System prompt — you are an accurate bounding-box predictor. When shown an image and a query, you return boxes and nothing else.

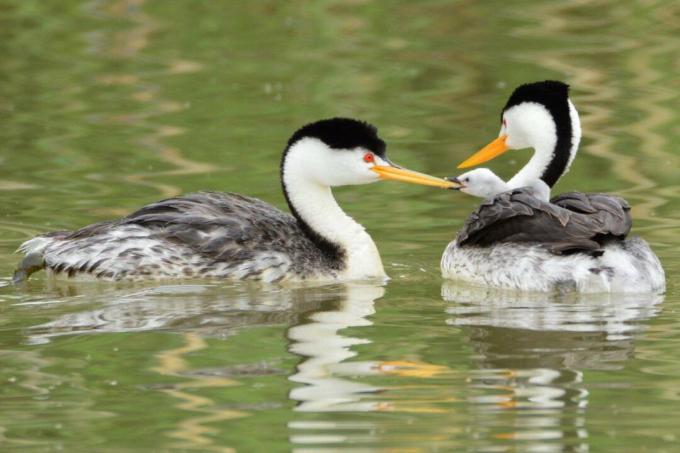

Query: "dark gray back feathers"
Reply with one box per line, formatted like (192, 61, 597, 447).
(120, 192, 344, 273)
(457, 188, 632, 256)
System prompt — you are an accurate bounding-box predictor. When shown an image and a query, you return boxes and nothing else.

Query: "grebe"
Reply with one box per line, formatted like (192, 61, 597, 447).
(441, 81, 665, 293)
(15, 118, 454, 283)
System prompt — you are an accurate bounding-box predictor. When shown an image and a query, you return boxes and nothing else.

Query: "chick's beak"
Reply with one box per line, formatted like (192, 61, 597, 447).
(457, 135, 509, 169)
(445, 176, 462, 190)
(371, 161, 457, 189)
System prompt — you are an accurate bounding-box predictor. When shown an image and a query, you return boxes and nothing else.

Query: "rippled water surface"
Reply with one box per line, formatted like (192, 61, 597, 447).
(1, 1, 679, 451)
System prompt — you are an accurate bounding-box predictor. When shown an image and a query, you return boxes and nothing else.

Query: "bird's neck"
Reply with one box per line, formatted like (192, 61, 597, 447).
(507, 138, 556, 190)
(508, 99, 580, 193)
(282, 170, 386, 280)
(505, 143, 555, 201)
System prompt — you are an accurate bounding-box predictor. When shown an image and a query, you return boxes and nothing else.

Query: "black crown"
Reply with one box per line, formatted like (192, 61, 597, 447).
(288, 118, 386, 157)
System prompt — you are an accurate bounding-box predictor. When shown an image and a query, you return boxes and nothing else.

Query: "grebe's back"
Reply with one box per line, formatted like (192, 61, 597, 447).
(17, 192, 337, 283)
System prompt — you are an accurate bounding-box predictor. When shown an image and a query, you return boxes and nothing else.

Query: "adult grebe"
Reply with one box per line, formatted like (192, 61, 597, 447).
(15, 118, 454, 283)
(441, 81, 665, 293)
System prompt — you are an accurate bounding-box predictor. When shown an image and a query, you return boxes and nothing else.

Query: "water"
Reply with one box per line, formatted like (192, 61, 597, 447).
(1, 0, 679, 451)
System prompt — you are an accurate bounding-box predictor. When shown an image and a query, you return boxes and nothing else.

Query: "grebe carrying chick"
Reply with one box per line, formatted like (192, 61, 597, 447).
(15, 118, 455, 283)
(441, 81, 665, 293)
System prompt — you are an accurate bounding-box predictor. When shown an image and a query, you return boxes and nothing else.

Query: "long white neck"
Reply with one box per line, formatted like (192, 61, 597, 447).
(282, 156, 386, 280)
(507, 138, 556, 191)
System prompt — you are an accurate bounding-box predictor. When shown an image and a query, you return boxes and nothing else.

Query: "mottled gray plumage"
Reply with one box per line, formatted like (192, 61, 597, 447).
(15, 192, 342, 282)
(457, 188, 632, 255)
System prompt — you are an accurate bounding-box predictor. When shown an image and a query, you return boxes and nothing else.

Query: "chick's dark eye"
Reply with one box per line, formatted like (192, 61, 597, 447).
(502, 119, 507, 127)
(363, 152, 375, 163)
(464, 177, 469, 182)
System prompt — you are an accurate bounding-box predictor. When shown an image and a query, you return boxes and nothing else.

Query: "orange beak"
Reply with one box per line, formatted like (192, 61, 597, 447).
(457, 135, 509, 169)
(371, 165, 457, 189)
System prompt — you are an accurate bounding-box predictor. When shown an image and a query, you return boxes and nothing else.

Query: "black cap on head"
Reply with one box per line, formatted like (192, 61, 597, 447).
(287, 117, 387, 157)
(502, 80, 570, 118)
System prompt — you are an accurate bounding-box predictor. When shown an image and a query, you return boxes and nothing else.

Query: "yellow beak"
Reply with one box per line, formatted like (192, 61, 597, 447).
(457, 135, 509, 169)
(371, 165, 457, 189)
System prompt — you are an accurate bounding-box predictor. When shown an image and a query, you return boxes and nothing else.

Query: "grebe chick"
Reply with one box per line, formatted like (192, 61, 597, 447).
(450, 168, 550, 201)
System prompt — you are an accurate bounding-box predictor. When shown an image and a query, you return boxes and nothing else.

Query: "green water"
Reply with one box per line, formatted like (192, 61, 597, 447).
(1, 0, 679, 451)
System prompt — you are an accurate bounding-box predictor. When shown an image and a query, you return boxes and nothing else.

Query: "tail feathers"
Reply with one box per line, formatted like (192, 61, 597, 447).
(13, 236, 52, 284)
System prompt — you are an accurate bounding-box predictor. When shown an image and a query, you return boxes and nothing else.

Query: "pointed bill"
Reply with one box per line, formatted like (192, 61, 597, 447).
(371, 165, 458, 189)
(457, 135, 509, 169)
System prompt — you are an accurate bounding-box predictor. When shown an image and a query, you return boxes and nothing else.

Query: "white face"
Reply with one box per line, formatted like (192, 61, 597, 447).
(455, 168, 508, 199)
(285, 137, 385, 187)
(500, 102, 557, 151)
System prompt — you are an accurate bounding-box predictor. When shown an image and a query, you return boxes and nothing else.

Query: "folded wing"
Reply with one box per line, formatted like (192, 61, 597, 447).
(457, 188, 632, 255)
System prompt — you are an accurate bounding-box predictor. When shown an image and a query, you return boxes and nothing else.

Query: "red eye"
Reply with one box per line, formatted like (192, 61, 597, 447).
(363, 152, 375, 163)
(502, 119, 507, 127)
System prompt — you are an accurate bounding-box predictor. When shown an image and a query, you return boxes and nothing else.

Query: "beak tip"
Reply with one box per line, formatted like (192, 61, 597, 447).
(444, 176, 462, 190)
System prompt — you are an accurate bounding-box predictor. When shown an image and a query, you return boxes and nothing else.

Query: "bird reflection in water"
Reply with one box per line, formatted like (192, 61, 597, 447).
(287, 283, 451, 414)
(21, 282, 358, 452)
(22, 281, 452, 449)
(286, 283, 460, 451)
(288, 284, 384, 413)
(23, 283, 333, 342)
(442, 282, 663, 451)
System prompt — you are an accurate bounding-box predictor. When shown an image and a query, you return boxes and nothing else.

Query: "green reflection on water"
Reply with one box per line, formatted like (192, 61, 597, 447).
(0, 0, 679, 451)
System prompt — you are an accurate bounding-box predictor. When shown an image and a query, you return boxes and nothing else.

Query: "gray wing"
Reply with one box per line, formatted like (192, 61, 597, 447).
(118, 192, 326, 268)
(457, 188, 632, 255)
(15, 192, 331, 282)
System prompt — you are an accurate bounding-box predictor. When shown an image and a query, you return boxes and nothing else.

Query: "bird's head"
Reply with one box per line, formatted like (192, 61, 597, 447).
(283, 118, 455, 189)
(457, 81, 581, 187)
(447, 168, 507, 199)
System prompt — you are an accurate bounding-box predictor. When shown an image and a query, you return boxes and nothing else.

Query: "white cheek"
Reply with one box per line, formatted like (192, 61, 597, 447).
(284, 139, 367, 187)
(325, 150, 381, 186)
(505, 123, 529, 149)
(352, 164, 380, 185)
(287, 141, 384, 187)
(504, 103, 555, 150)
(366, 166, 381, 183)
